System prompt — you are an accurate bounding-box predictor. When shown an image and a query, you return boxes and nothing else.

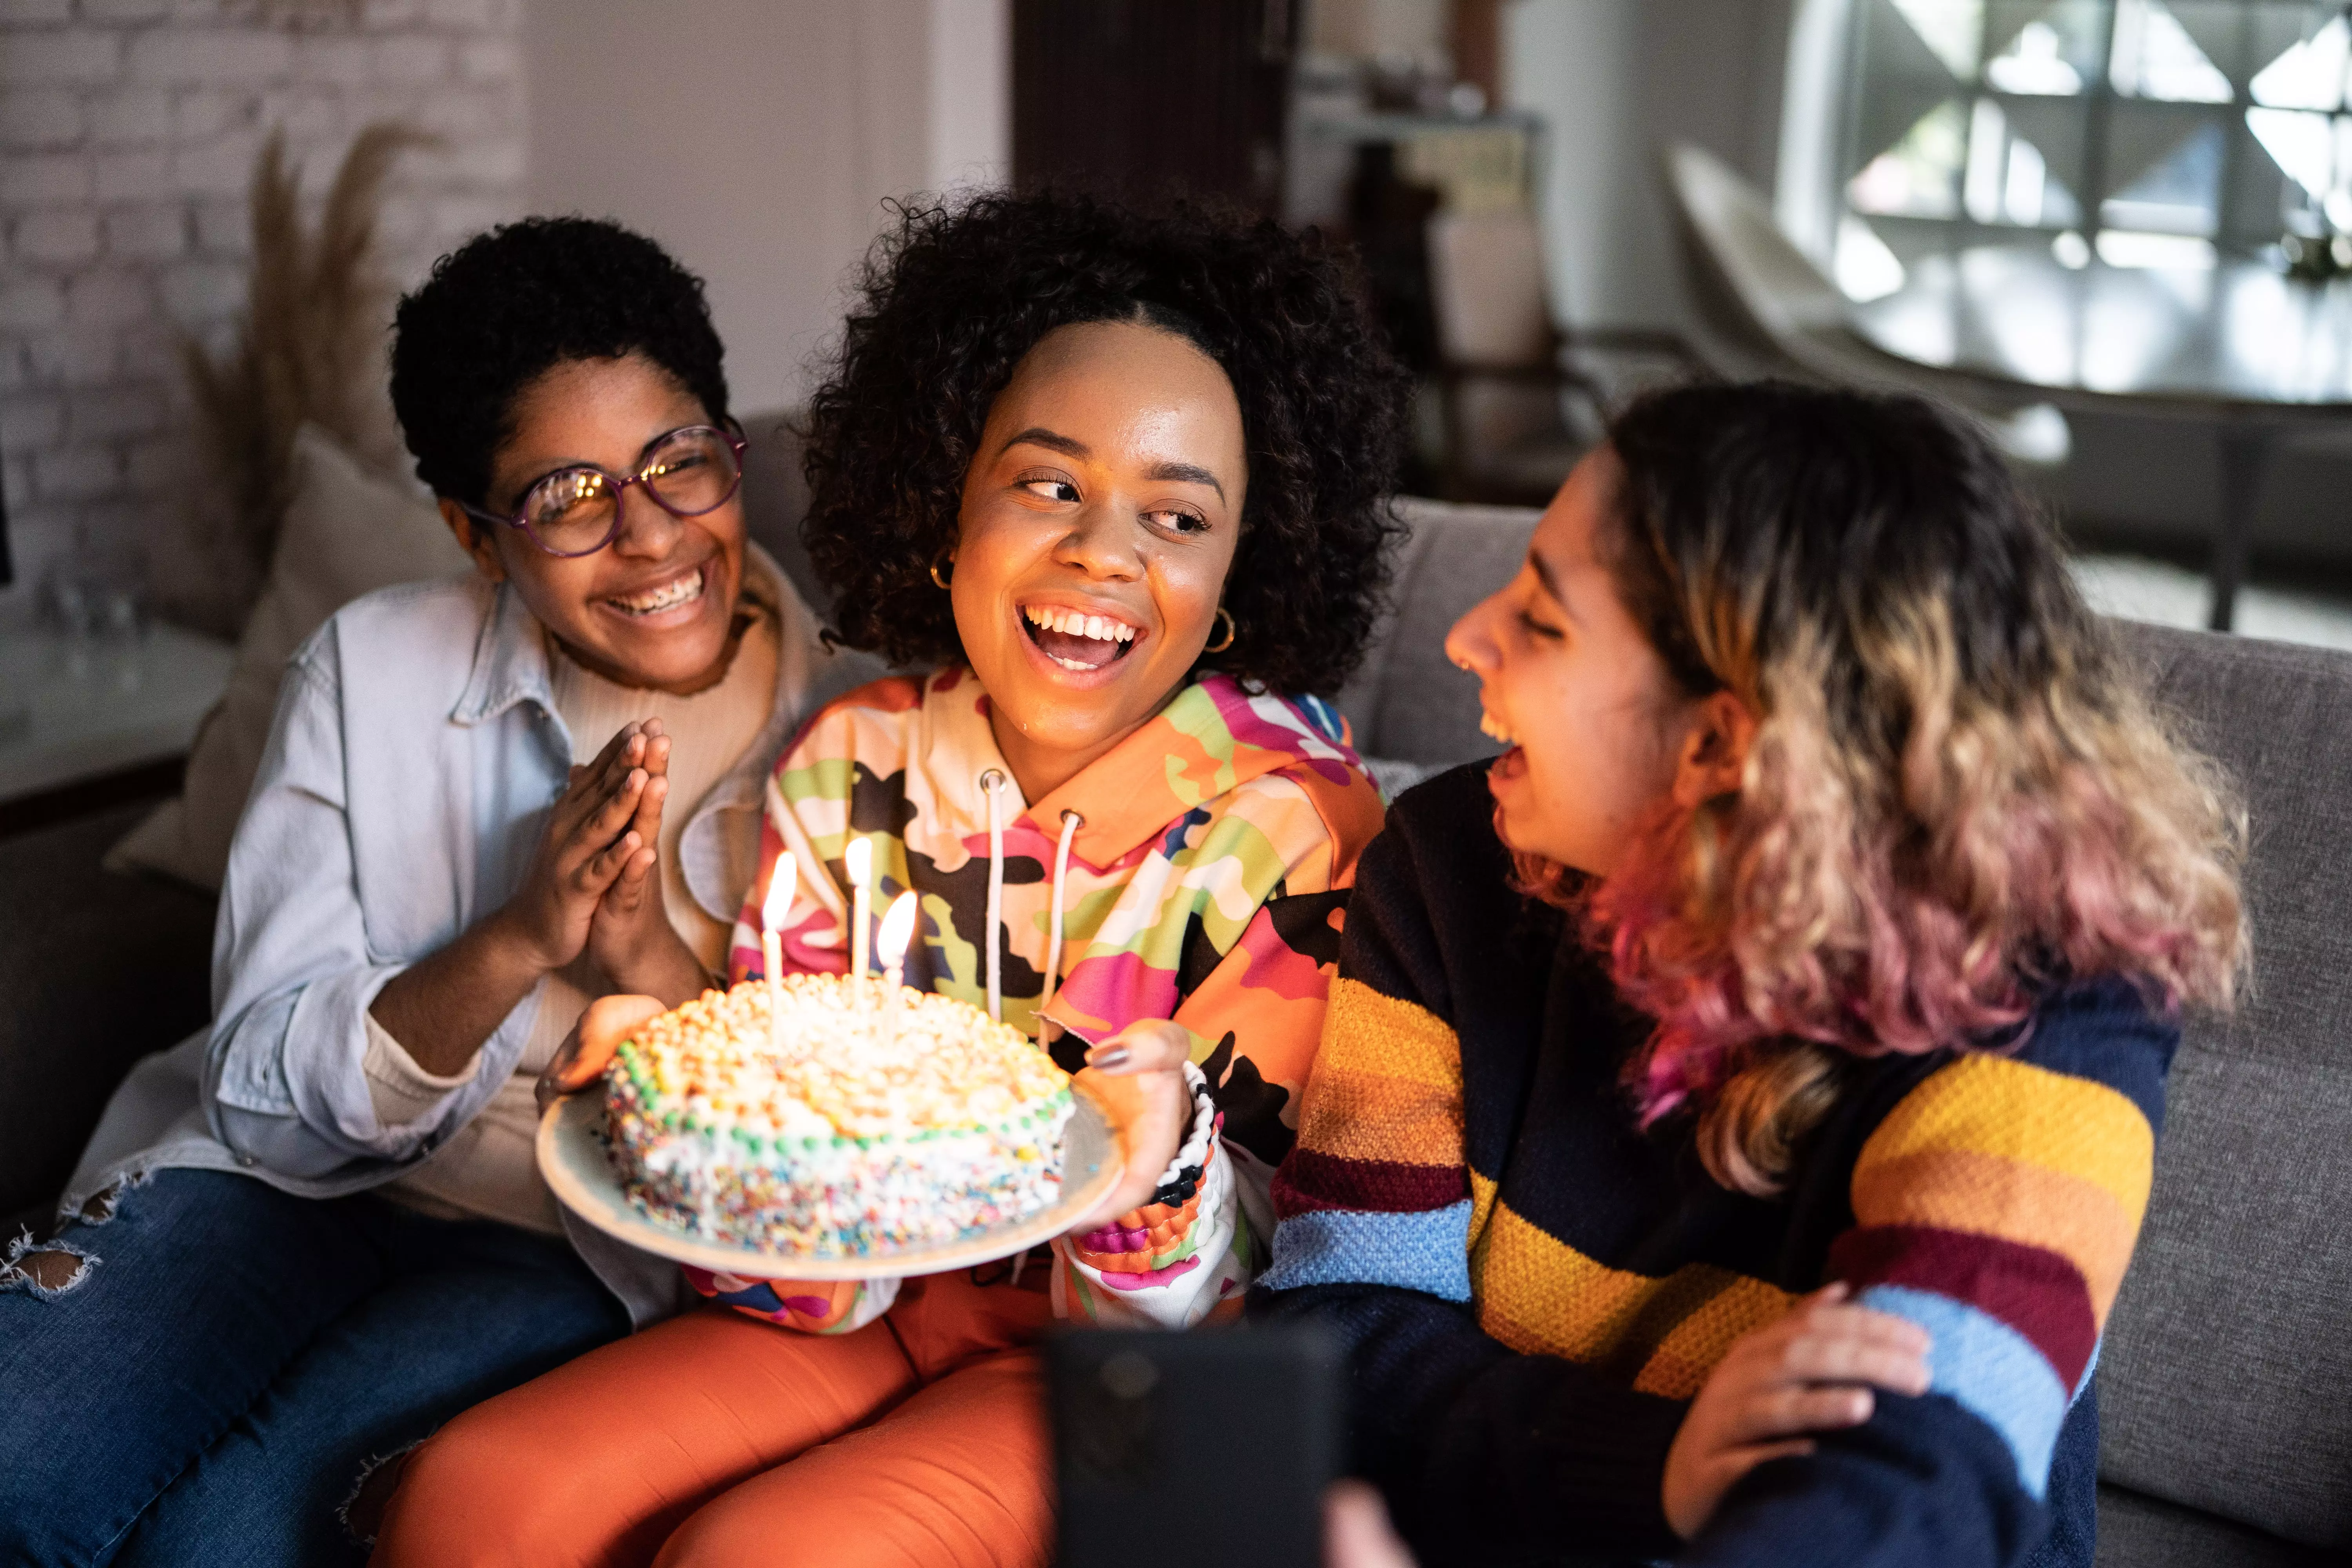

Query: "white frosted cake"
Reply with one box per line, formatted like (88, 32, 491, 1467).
(605, 975, 1075, 1255)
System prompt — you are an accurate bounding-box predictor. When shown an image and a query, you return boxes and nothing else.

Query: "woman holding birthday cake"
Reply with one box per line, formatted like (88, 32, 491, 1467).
(371, 189, 1409, 1564)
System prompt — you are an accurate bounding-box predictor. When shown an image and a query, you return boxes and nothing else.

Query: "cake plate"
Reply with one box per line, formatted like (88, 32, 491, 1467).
(537, 1091, 1120, 1279)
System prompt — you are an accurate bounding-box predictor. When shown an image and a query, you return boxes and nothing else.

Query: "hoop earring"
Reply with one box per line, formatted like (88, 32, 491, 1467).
(1203, 606, 1236, 654)
(929, 553, 955, 590)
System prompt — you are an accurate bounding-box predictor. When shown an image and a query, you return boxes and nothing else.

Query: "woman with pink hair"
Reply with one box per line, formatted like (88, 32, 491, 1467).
(1253, 381, 2245, 1568)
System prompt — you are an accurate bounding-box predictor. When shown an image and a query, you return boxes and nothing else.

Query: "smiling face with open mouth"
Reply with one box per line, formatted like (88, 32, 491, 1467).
(949, 318, 1247, 801)
(443, 352, 747, 696)
(1443, 448, 1708, 877)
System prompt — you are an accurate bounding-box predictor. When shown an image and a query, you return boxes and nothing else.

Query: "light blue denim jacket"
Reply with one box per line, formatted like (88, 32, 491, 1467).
(64, 546, 875, 1324)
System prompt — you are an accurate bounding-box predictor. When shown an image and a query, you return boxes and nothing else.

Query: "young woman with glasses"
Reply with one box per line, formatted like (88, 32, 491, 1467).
(0, 218, 869, 1566)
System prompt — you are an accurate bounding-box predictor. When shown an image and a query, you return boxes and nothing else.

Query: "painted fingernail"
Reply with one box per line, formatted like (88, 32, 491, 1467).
(1090, 1047, 1131, 1070)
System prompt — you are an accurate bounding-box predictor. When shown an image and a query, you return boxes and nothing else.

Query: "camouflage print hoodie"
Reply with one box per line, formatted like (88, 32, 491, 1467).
(699, 666, 1387, 1332)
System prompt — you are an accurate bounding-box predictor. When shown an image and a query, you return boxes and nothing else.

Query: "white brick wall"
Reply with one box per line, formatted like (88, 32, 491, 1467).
(0, 0, 526, 626)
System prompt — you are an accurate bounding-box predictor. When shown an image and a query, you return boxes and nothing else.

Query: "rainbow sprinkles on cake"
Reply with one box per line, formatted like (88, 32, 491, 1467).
(604, 975, 1076, 1256)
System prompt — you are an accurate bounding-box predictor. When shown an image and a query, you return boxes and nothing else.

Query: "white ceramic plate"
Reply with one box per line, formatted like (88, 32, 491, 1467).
(537, 1091, 1120, 1280)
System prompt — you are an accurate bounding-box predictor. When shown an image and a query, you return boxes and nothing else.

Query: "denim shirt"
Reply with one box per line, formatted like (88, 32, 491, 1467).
(63, 546, 877, 1325)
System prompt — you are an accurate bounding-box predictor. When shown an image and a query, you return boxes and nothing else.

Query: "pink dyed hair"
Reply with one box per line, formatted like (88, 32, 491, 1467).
(1519, 385, 2245, 1194)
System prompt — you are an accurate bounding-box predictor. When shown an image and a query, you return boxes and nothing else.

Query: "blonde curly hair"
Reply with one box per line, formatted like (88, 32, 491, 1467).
(1516, 383, 2245, 1196)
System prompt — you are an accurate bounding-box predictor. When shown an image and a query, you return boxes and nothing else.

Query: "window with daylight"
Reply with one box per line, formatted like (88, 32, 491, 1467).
(1829, 0, 2351, 297)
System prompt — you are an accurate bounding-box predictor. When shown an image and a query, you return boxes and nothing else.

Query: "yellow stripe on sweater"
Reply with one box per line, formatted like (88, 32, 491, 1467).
(1298, 1067, 1464, 1166)
(1857, 1054, 2154, 1221)
(1297, 979, 1465, 1166)
(1473, 1199, 1795, 1398)
(1315, 978, 1461, 1089)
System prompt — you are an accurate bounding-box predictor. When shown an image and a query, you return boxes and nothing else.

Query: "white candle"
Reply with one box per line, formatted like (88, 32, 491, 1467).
(763, 851, 797, 1053)
(845, 835, 873, 981)
(876, 891, 918, 1049)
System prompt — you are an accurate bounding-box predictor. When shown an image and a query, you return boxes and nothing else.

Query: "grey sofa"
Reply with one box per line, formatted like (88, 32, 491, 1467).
(3, 488, 2345, 1566)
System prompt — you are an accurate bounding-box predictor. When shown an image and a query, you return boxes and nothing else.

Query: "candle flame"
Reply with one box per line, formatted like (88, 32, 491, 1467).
(763, 851, 797, 930)
(844, 835, 871, 887)
(877, 890, 918, 967)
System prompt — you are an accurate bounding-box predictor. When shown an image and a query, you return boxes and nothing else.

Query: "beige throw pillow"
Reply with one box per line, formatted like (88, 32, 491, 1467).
(110, 424, 470, 890)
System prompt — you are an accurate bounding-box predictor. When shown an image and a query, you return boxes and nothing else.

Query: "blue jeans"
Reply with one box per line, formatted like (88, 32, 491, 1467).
(0, 1168, 629, 1567)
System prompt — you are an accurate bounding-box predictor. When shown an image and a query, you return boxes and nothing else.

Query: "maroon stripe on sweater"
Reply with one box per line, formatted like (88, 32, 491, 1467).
(1273, 1145, 1467, 1217)
(1830, 1223, 2100, 1390)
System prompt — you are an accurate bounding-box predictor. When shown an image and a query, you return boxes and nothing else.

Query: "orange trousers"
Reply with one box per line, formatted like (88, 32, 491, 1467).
(369, 1270, 1054, 1568)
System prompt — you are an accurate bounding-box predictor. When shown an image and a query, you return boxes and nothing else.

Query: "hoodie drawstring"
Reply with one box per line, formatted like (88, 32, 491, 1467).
(1043, 808, 1082, 1016)
(975, 771, 1082, 1036)
(980, 769, 1007, 1024)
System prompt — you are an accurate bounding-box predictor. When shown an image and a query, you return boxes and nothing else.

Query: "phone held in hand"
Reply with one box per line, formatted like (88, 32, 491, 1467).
(1049, 1323, 1343, 1568)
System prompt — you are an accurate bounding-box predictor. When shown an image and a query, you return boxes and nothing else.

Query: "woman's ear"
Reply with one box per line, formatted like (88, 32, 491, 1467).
(1671, 690, 1757, 809)
(438, 498, 507, 584)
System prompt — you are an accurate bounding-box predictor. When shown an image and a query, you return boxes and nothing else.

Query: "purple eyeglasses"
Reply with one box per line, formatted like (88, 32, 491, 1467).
(460, 425, 748, 559)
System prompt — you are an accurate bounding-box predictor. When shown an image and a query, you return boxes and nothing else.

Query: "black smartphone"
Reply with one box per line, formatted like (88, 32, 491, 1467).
(1048, 1323, 1343, 1568)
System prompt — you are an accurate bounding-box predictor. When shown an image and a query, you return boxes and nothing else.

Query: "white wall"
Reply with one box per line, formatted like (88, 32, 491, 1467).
(1502, 0, 1792, 335)
(523, 0, 1008, 416)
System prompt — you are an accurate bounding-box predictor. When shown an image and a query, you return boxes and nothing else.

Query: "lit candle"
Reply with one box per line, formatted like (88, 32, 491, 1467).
(762, 851, 797, 1054)
(876, 891, 918, 1048)
(845, 835, 872, 981)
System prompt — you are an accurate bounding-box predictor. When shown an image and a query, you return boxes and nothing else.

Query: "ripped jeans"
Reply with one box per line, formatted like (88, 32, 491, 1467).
(0, 1168, 628, 1567)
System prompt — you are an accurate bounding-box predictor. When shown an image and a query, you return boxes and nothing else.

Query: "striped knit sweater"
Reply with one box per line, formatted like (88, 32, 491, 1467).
(1251, 763, 2175, 1567)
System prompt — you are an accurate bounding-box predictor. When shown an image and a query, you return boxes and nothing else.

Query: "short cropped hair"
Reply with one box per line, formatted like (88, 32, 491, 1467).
(390, 216, 730, 508)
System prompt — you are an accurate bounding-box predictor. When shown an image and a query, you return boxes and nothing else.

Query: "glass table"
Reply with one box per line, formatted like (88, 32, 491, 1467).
(0, 616, 232, 822)
(1848, 245, 2352, 631)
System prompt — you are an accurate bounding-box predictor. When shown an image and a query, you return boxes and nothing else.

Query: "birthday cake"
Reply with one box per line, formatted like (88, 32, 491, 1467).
(604, 975, 1075, 1255)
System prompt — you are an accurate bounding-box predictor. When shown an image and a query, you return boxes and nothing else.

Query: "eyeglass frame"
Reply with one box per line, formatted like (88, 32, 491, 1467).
(455, 423, 750, 559)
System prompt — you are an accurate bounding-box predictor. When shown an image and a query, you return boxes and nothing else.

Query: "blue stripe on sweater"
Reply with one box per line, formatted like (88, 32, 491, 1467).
(1262, 1202, 1474, 1300)
(1860, 1284, 2069, 1499)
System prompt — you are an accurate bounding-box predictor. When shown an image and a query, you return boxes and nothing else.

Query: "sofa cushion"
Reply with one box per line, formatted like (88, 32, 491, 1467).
(2096, 1485, 2330, 1567)
(0, 802, 216, 1220)
(735, 408, 823, 608)
(108, 425, 467, 891)
(1333, 496, 1535, 764)
(2094, 622, 2352, 1550)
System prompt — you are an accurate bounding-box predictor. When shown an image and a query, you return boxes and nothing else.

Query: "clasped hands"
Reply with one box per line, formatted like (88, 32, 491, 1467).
(503, 717, 710, 1007)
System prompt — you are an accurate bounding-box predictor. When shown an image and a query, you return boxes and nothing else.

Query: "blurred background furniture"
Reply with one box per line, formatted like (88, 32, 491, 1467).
(1667, 141, 2075, 469)
(0, 619, 232, 839)
(10, 487, 2350, 1566)
(1012, 0, 1296, 215)
(1423, 207, 1602, 501)
(1849, 241, 2352, 631)
(1775, 0, 2352, 631)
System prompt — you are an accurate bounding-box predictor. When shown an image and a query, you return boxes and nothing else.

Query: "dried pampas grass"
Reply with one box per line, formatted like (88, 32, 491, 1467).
(179, 121, 433, 623)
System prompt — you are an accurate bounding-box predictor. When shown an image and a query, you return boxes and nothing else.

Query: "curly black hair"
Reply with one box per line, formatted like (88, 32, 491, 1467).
(390, 216, 730, 508)
(802, 190, 1413, 697)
